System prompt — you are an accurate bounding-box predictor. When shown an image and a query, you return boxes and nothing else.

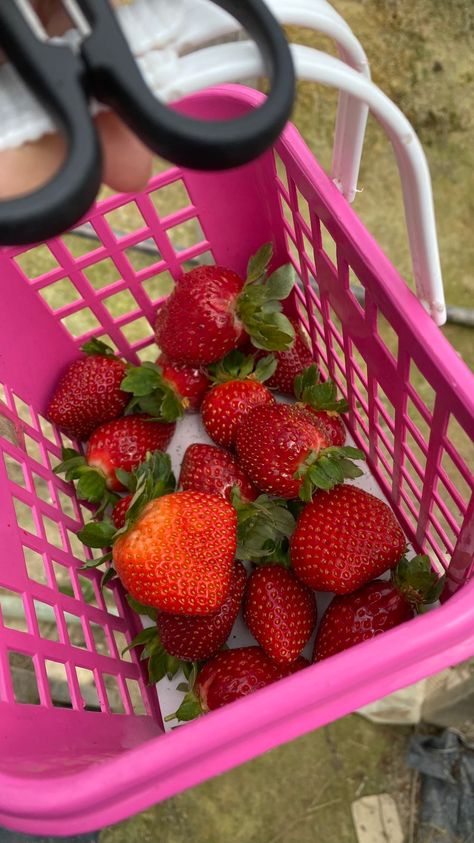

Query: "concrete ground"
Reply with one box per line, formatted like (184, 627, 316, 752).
(1, 2, 472, 841)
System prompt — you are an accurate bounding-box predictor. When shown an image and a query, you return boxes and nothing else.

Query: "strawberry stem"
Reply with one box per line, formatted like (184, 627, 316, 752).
(236, 244, 296, 352)
(392, 555, 446, 611)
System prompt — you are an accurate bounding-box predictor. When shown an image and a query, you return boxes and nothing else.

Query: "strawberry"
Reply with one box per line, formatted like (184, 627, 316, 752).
(236, 403, 364, 500)
(243, 566, 317, 665)
(291, 485, 406, 594)
(166, 646, 308, 721)
(54, 415, 175, 506)
(125, 561, 247, 683)
(154, 244, 296, 365)
(113, 491, 237, 614)
(157, 354, 209, 410)
(313, 555, 445, 661)
(294, 364, 347, 447)
(201, 351, 276, 449)
(255, 316, 314, 395)
(111, 494, 132, 529)
(120, 355, 209, 421)
(47, 339, 128, 440)
(179, 443, 258, 502)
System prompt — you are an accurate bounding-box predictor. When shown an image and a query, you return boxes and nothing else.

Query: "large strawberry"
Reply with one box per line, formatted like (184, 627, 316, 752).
(47, 339, 128, 440)
(127, 561, 247, 683)
(54, 414, 175, 506)
(294, 364, 347, 447)
(120, 355, 209, 421)
(113, 491, 237, 614)
(179, 443, 258, 502)
(166, 647, 309, 721)
(314, 555, 445, 660)
(201, 351, 276, 449)
(236, 403, 364, 500)
(243, 566, 317, 665)
(154, 244, 295, 365)
(255, 316, 314, 395)
(291, 485, 406, 593)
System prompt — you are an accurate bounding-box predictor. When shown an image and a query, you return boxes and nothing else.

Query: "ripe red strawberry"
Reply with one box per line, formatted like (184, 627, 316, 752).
(166, 646, 308, 721)
(255, 316, 314, 395)
(243, 566, 317, 665)
(112, 494, 132, 529)
(125, 561, 247, 683)
(313, 555, 444, 661)
(154, 244, 295, 365)
(291, 485, 406, 594)
(86, 415, 174, 490)
(113, 491, 237, 614)
(201, 351, 276, 449)
(157, 561, 247, 663)
(236, 403, 363, 500)
(179, 443, 258, 502)
(54, 415, 175, 505)
(294, 364, 347, 447)
(47, 339, 128, 440)
(157, 354, 209, 411)
(121, 355, 209, 421)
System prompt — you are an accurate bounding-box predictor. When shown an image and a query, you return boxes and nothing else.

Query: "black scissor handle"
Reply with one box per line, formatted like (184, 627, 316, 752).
(0, 3, 102, 246)
(80, 0, 296, 170)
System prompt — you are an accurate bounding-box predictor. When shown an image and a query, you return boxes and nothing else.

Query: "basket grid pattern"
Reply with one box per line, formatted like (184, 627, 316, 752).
(1, 147, 473, 725)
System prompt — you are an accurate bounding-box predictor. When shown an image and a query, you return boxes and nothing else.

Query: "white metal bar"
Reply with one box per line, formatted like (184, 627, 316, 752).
(160, 41, 446, 325)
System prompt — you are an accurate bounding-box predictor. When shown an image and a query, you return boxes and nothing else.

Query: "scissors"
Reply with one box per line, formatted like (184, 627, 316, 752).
(0, 0, 295, 245)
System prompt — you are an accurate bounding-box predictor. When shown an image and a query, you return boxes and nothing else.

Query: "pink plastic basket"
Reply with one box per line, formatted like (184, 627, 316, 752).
(1, 86, 473, 836)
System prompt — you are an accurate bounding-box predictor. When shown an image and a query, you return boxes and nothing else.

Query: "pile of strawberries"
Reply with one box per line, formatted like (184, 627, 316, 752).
(49, 244, 443, 722)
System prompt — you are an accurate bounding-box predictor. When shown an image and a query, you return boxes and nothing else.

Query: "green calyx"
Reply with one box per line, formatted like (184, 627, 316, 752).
(207, 349, 277, 385)
(165, 664, 202, 723)
(81, 338, 118, 358)
(124, 624, 191, 685)
(232, 488, 295, 567)
(124, 618, 201, 690)
(294, 364, 348, 414)
(236, 243, 296, 352)
(53, 447, 118, 510)
(121, 362, 184, 422)
(392, 555, 446, 612)
(295, 445, 365, 502)
(77, 451, 175, 571)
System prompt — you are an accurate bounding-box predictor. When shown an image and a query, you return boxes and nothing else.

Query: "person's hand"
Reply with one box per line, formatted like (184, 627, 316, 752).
(0, 0, 153, 200)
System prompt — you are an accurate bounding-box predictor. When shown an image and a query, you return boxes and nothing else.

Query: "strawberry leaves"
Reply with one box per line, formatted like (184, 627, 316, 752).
(81, 338, 117, 358)
(392, 555, 446, 610)
(294, 364, 348, 414)
(125, 625, 199, 685)
(121, 362, 184, 422)
(53, 447, 118, 508)
(233, 489, 296, 566)
(237, 244, 296, 352)
(207, 349, 277, 385)
(296, 445, 365, 502)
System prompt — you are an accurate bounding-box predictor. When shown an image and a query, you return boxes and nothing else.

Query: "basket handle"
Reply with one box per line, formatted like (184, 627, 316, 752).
(177, 0, 371, 204)
(162, 42, 446, 326)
